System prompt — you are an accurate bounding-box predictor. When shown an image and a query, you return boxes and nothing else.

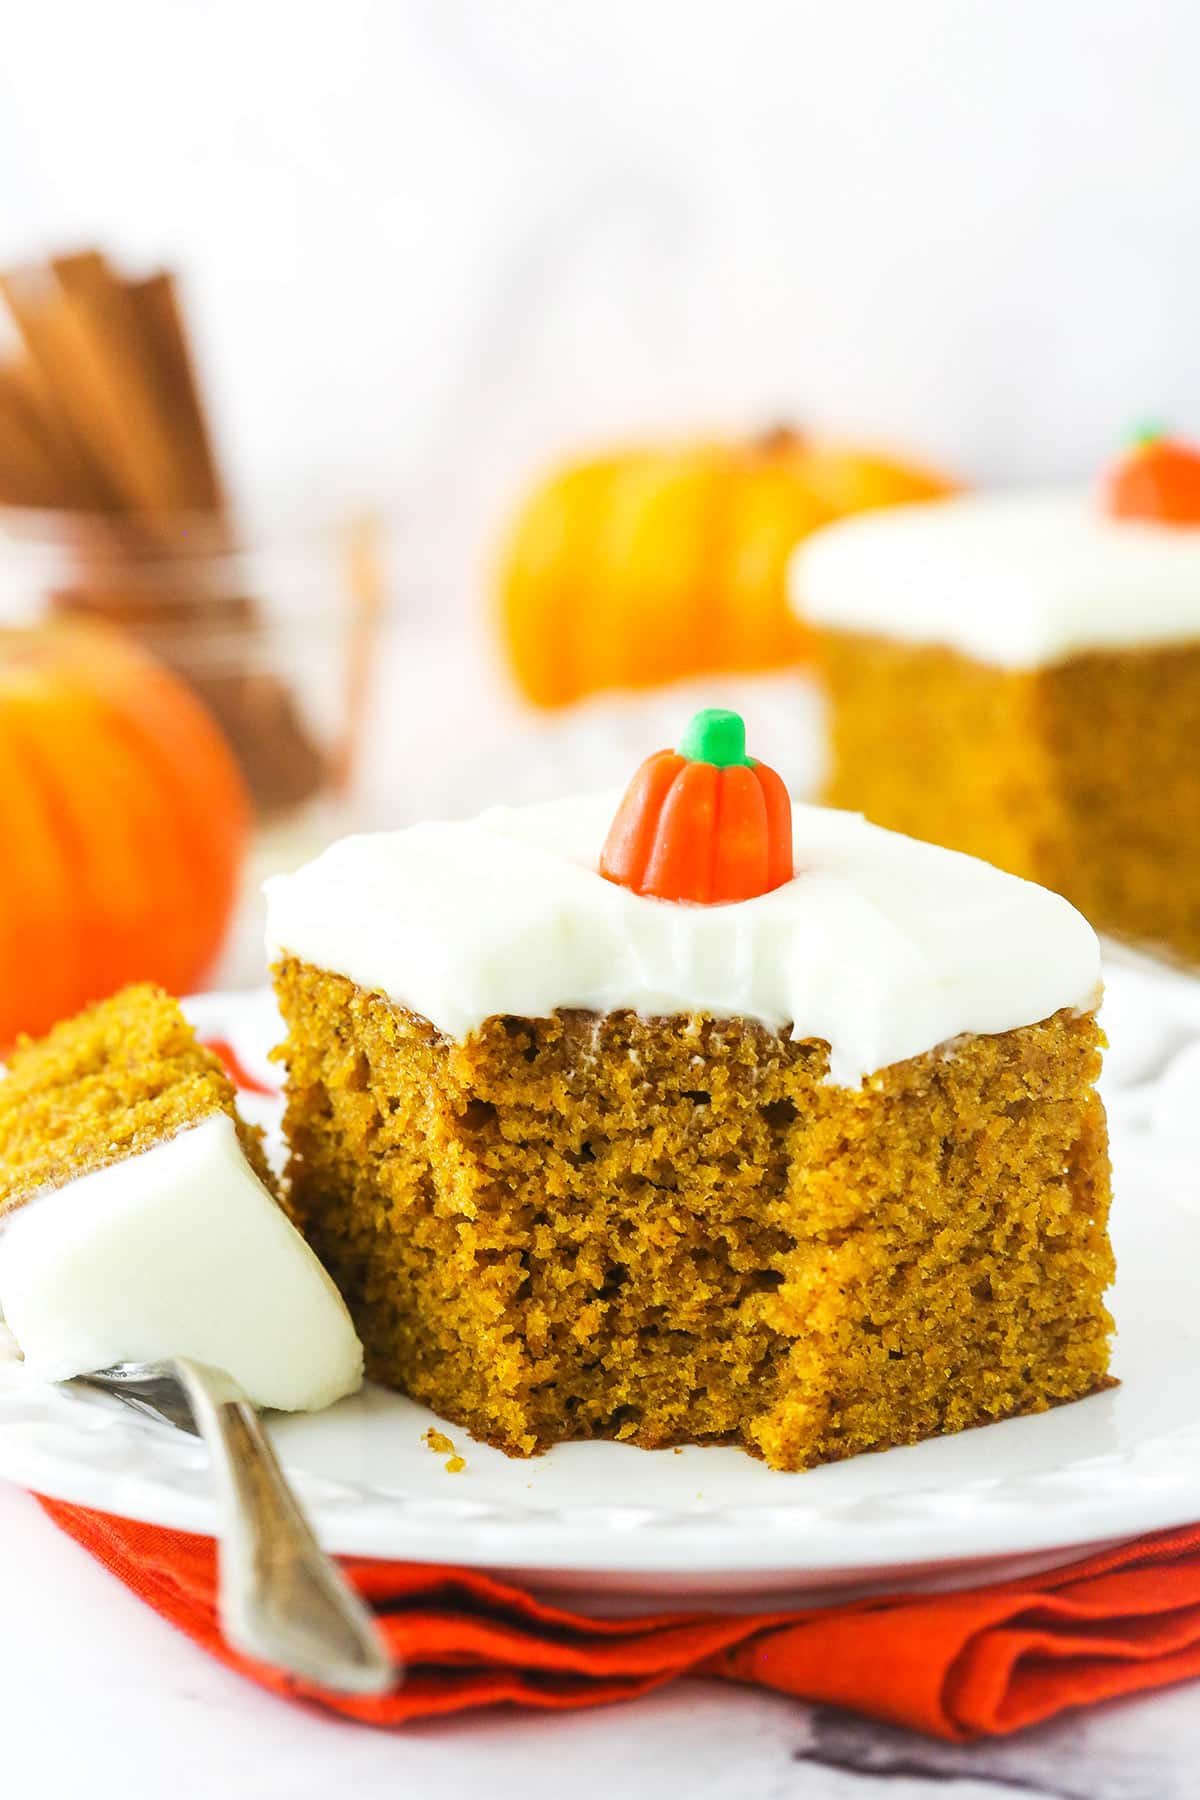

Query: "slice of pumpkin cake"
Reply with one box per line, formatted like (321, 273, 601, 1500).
(266, 708, 1113, 1471)
(0, 985, 362, 1411)
(793, 435, 1200, 966)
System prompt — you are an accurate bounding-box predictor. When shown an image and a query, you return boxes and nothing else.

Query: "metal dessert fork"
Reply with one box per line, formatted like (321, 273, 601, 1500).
(77, 1356, 395, 1696)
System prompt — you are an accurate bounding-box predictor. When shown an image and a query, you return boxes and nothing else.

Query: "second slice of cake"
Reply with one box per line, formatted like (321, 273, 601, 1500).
(793, 438, 1200, 965)
(265, 711, 1113, 1472)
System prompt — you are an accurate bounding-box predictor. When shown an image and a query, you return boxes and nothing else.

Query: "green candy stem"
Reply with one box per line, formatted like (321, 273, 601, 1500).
(678, 707, 753, 768)
(1130, 418, 1169, 448)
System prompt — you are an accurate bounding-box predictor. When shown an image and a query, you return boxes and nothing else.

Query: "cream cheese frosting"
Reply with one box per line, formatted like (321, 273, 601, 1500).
(0, 1115, 363, 1411)
(791, 489, 1200, 666)
(264, 793, 1101, 1086)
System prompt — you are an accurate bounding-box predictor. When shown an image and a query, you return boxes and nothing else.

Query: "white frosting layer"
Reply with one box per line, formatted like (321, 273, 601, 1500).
(792, 489, 1200, 666)
(264, 793, 1100, 1086)
(0, 1115, 363, 1412)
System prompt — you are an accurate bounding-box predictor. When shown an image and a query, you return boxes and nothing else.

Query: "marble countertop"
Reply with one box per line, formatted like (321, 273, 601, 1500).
(3, 1477, 1195, 1799)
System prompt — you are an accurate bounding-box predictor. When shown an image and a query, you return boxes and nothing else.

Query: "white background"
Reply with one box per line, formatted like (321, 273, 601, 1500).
(2, 0, 1199, 564)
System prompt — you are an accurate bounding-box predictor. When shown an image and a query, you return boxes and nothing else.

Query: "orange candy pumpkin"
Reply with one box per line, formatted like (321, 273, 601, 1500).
(601, 709, 793, 904)
(1106, 428, 1200, 526)
(499, 430, 956, 708)
(0, 620, 250, 1045)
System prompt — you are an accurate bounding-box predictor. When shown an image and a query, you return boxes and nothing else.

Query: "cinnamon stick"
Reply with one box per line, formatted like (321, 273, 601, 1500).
(0, 367, 68, 506)
(49, 251, 198, 513)
(0, 246, 335, 820)
(126, 271, 225, 513)
(0, 271, 113, 509)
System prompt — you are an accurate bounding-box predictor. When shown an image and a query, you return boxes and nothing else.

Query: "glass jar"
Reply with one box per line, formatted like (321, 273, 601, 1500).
(0, 503, 396, 839)
(0, 504, 402, 987)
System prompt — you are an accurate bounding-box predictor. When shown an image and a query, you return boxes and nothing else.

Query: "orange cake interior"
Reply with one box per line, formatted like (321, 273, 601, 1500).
(273, 966, 1111, 1472)
(796, 478, 1200, 966)
(818, 630, 1200, 967)
(0, 984, 271, 1214)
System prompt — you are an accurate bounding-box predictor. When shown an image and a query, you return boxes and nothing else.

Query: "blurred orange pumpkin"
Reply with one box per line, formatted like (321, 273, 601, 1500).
(498, 430, 956, 708)
(0, 620, 250, 1045)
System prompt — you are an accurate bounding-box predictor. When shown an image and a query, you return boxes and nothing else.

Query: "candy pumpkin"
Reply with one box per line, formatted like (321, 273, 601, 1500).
(1105, 426, 1200, 525)
(0, 620, 250, 1044)
(499, 430, 956, 708)
(601, 708, 793, 904)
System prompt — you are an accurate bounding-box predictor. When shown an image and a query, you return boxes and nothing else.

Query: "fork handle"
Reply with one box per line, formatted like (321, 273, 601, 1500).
(171, 1356, 394, 1695)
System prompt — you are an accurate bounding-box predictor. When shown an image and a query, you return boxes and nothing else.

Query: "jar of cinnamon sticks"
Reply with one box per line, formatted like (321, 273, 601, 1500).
(0, 249, 387, 827)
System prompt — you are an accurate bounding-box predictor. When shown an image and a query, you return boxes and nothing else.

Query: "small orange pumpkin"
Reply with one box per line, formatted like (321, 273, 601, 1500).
(601, 708, 793, 904)
(0, 620, 250, 1045)
(499, 430, 956, 708)
(1106, 426, 1200, 525)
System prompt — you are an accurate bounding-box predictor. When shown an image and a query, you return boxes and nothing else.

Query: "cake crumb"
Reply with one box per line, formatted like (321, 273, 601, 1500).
(423, 1427, 466, 1474)
(278, 956, 1113, 1473)
(0, 984, 274, 1212)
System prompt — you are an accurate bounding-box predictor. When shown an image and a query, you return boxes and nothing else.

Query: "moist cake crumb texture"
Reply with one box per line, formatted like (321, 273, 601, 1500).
(274, 955, 1113, 1472)
(818, 630, 1200, 965)
(0, 983, 272, 1214)
(795, 488, 1200, 966)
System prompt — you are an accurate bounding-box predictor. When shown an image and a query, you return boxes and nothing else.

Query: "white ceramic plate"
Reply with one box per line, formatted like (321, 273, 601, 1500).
(1, 960, 1199, 1606)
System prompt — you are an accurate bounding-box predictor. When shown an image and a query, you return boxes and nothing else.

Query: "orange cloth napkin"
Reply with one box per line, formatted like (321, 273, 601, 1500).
(36, 1499, 1200, 1738)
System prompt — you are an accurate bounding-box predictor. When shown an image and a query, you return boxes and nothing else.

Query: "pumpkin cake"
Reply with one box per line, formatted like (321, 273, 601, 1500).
(266, 709, 1113, 1472)
(794, 433, 1200, 965)
(0, 985, 362, 1410)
